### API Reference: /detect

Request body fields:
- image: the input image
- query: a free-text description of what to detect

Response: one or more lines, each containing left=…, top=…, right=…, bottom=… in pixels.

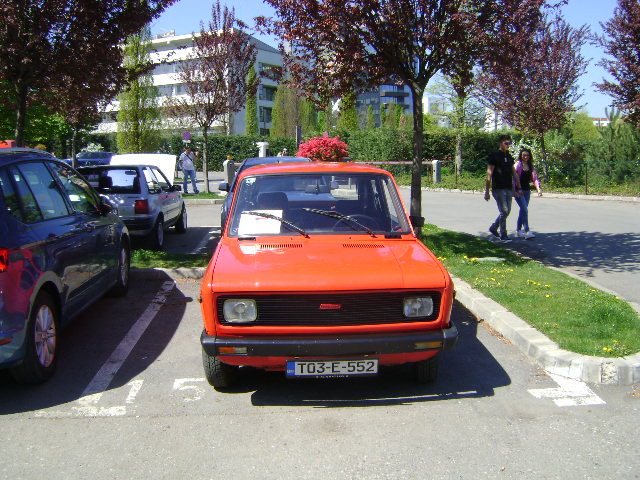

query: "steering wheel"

left=332, top=214, right=381, bottom=231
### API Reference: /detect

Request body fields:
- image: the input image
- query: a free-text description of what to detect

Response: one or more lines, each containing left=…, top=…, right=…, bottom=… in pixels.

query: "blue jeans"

left=183, top=169, right=198, bottom=193
left=491, top=189, right=513, bottom=237
left=515, top=190, right=531, bottom=232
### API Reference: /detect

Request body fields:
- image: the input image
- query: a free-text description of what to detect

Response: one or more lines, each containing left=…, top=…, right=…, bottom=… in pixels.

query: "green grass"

left=421, top=224, right=640, bottom=358
left=131, top=249, right=210, bottom=269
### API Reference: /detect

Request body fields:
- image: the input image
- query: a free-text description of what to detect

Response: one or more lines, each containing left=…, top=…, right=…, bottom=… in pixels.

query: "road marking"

left=77, top=281, right=175, bottom=407
left=173, top=377, right=206, bottom=402
left=528, top=373, right=606, bottom=407
left=194, top=228, right=217, bottom=253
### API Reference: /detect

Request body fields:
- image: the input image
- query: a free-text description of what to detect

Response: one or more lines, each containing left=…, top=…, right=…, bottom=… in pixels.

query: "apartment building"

left=95, top=32, right=283, bottom=136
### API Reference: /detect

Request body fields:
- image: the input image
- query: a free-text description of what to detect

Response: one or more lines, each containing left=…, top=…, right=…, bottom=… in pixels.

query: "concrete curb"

left=453, top=276, right=640, bottom=386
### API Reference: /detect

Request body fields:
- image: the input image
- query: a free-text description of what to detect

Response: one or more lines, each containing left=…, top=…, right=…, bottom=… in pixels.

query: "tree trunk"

left=202, top=127, right=210, bottom=193
left=540, top=133, right=549, bottom=183
left=14, top=82, right=28, bottom=147
left=408, top=83, right=425, bottom=220
left=455, top=94, right=465, bottom=176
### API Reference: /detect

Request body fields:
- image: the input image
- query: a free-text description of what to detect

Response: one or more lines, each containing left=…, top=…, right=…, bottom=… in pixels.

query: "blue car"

left=0, top=148, right=130, bottom=383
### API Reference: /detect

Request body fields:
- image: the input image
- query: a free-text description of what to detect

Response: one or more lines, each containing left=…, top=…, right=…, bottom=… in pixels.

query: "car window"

left=142, top=167, right=161, bottom=194
left=82, top=168, right=139, bottom=193
left=151, top=167, right=172, bottom=192
left=8, top=162, right=71, bottom=222
left=50, top=162, right=101, bottom=214
left=0, top=167, right=27, bottom=222
left=229, top=172, right=410, bottom=237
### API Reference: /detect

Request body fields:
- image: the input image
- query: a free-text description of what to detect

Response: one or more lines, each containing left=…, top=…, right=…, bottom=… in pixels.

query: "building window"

left=259, top=85, right=277, bottom=101
left=259, top=106, right=272, bottom=123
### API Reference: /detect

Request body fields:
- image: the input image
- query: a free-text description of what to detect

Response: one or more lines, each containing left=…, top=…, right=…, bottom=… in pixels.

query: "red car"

left=199, top=162, right=457, bottom=388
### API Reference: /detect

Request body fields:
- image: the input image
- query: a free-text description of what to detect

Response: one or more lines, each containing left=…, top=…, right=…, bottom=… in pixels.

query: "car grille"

left=216, top=291, right=441, bottom=326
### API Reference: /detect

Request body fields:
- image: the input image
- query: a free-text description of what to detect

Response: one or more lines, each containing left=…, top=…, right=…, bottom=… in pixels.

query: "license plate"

left=286, top=359, right=378, bottom=378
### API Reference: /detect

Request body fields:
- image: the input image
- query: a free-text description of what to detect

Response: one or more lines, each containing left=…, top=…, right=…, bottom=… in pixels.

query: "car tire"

left=10, top=291, right=59, bottom=384
left=174, top=205, right=187, bottom=234
left=148, top=216, right=164, bottom=250
left=107, top=240, right=130, bottom=297
left=202, top=348, right=238, bottom=389
left=414, top=355, right=438, bottom=384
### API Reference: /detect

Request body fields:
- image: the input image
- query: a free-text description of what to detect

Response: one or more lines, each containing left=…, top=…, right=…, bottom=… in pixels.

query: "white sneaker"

left=513, top=230, right=524, bottom=238
left=525, top=231, right=536, bottom=239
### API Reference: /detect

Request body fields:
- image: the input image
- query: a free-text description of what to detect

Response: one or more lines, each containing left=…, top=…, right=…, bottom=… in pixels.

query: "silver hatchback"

left=78, top=161, right=186, bottom=249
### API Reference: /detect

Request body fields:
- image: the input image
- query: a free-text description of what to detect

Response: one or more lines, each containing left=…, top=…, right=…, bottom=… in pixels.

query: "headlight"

left=403, top=296, right=433, bottom=318
left=223, top=299, right=257, bottom=323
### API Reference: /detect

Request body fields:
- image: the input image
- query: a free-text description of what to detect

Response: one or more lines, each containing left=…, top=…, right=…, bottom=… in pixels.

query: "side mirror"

left=409, top=216, right=425, bottom=228
left=218, top=182, right=229, bottom=192
left=98, top=197, right=115, bottom=215
left=173, top=184, right=182, bottom=191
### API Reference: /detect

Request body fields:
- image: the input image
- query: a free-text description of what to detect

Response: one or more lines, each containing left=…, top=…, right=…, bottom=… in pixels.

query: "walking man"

left=484, top=135, right=522, bottom=243
left=179, top=145, right=199, bottom=194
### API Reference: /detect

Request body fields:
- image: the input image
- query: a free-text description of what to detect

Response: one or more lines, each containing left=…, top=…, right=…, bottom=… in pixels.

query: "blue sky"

left=150, top=0, right=617, bottom=118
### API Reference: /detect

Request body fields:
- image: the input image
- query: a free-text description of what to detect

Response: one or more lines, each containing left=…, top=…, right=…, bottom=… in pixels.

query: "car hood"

left=210, top=237, right=449, bottom=292
left=110, top=154, right=177, bottom=185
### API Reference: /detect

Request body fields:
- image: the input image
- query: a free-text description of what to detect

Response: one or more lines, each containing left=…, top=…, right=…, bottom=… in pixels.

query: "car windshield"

left=228, top=172, right=411, bottom=237
left=80, top=167, right=140, bottom=194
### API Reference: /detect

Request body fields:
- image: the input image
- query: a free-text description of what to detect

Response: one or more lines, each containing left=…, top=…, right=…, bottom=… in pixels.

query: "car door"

left=149, top=166, right=180, bottom=225
left=7, top=161, right=97, bottom=321
left=49, top=162, right=119, bottom=303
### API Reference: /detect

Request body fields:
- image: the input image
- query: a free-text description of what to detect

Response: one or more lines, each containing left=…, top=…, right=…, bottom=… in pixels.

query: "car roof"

left=241, top=156, right=311, bottom=167
left=0, top=148, right=57, bottom=163
left=236, top=161, right=390, bottom=181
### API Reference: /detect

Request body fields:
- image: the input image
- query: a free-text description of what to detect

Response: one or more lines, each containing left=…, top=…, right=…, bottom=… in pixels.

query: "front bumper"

left=201, top=323, right=458, bottom=357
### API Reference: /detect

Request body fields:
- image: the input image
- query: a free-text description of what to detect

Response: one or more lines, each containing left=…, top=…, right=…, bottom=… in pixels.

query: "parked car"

left=0, top=148, right=130, bottom=384
left=75, top=151, right=113, bottom=167
left=199, top=161, right=458, bottom=389
left=78, top=154, right=186, bottom=250
left=218, top=156, right=311, bottom=229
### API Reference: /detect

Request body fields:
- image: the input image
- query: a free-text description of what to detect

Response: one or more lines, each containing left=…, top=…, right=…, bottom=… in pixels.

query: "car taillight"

left=0, top=247, right=8, bottom=273
left=134, top=199, right=149, bottom=214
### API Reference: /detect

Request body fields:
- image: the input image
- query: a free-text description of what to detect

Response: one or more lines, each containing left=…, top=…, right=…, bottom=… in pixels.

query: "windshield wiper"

left=244, top=211, right=309, bottom=238
left=303, top=208, right=376, bottom=237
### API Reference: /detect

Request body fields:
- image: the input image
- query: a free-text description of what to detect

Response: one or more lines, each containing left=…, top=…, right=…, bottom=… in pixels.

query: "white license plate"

left=286, top=359, right=379, bottom=377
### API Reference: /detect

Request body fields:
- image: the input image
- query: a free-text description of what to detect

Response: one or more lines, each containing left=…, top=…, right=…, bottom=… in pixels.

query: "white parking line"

left=77, top=281, right=175, bottom=406
left=194, top=227, right=217, bottom=254
left=528, top=373, right=606, bottom=407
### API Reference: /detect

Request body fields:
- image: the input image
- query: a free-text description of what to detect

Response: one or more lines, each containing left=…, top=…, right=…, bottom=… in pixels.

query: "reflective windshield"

left=228, top=172, right=411, bottom=237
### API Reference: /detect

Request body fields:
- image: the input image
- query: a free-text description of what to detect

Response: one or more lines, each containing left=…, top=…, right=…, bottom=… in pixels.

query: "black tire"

left=174, top=205, right=187, bottom=234
left=202, top=348, right=238, bottom=389
left=148, top=216, right=164, bottom=250
left=415, top=355, right=439, bottom=384
left=107, top=240, right=130, bottom=297
left=10, top=291, right=59, bottom=384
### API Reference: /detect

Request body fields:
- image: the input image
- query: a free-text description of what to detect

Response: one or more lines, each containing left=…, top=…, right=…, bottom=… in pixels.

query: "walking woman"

left=513, top=148, right=542, bottom=239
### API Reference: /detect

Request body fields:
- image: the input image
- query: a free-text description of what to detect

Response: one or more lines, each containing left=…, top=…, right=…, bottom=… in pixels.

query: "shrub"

left=296, top=135, right=349, bottom=162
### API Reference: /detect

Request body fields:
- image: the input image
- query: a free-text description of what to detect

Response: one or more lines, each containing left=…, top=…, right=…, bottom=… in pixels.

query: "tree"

left=296, top=135, right=348, bottom=161
left=165, top=0, right=258, bottom=192
left=0, top=0, right=175, bottom=147
left=259, top=0, right=547, bottom=219
left=596, top=0, right=640, bottom=128
left=366, top=105, right=376, bottom=129
left=245, top=64, right=259, bottom=135
left=337, top=92, right=359, bottom=131
left=478, top=13, right=589, bottom=181
left=117, top=25, right=161, bottom=154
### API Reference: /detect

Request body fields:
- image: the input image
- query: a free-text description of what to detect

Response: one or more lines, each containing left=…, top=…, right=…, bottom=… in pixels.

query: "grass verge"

left=131, top=249, right=210, bottom=269
left=421, top=224, right=640, bottom=358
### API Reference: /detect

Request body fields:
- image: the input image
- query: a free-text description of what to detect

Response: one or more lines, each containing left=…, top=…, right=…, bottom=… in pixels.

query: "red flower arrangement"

left=296, top=135, right=349, bottom=162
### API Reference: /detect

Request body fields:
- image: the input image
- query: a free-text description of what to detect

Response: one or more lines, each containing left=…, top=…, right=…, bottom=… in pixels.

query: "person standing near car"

left=179, top=145, right=199, bottom=194
left=484, top=135, right=522, bottom=243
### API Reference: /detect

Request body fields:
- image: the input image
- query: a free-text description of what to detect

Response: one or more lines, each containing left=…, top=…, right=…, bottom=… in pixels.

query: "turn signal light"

left=0, top=247, right=8, bottom=273
left=134, top=199, right=149, bottom=214
left=218, top=346, right=248, bottom=354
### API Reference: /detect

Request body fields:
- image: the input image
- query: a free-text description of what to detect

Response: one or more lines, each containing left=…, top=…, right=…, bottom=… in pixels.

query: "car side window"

left=0, top=167, right=25, bottom=222
left=152, top=167, right=172, bottom=192
left=142, top=167, right=161, bottom=194
left=11, top=162, right=71, bottom=222
left=50, top=162, right=100, bottom=214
